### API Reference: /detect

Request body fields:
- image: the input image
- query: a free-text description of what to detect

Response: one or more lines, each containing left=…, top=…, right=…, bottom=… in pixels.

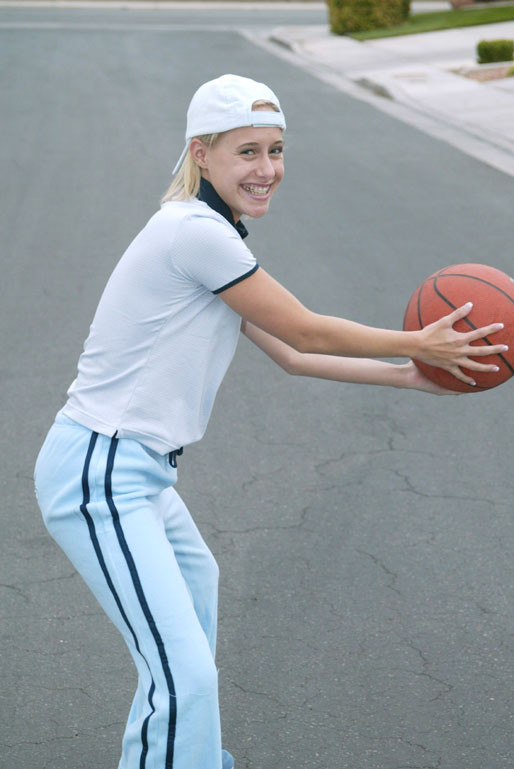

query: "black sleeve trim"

left=212, top=263, right=259, bottom=295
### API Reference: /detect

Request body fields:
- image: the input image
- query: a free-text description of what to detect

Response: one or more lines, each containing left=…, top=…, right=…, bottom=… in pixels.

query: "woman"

left=34, top=74, right=506, bottom=769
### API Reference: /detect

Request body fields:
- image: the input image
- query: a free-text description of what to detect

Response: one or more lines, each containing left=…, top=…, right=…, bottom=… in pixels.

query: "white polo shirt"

left=63, top=196, right=258, bottom=454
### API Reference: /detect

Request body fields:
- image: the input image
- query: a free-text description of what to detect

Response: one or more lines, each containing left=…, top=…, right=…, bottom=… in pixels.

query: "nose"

left=255, top=152, right=275, bottom=179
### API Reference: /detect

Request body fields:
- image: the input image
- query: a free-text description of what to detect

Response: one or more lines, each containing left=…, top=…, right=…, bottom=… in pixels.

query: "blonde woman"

left=34, top=74, right=506, bottom=769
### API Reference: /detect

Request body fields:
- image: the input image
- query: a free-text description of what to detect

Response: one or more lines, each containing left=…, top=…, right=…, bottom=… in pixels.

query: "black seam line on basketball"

left=79, top=432, right=155, bottom=769
left=105, top=437, right=177, bottom=769
left=430, top=273, right=514, bottom=306
left=416, top=283, right=423, bottom=329
left=433, top=278, right=514, bottom=377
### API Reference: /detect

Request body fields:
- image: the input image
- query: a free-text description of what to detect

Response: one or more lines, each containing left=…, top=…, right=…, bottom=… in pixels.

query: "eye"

left=270, top=147, right=284, bottom=155
left=240, top=149, right=255, bottom=156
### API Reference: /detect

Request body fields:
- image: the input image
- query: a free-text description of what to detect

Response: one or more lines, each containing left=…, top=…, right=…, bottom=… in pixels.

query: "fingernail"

left=502, top=345, right=509, bottom=351
left=498, top=323, right=505, bottom=329
left=470, top=380, right=476, bottom=386
left=466, top=302, right=473, bottom=309
left=493, top=366, right=500, bottom=372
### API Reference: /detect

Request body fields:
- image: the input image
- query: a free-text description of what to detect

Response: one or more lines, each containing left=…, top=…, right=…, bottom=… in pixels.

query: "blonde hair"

left=161, top=100, right=281, bottom=204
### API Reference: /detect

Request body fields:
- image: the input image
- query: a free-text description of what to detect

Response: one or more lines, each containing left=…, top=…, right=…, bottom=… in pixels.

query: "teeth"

left=243, top=184, right=270, bottom=195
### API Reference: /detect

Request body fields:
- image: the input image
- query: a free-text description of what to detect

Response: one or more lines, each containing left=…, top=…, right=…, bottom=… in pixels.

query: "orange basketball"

left=403, top=263, right=514, bottom=393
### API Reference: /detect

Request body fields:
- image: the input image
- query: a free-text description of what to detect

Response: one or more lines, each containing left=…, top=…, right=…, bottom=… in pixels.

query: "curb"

left=263, top=25, right=514, bottom=175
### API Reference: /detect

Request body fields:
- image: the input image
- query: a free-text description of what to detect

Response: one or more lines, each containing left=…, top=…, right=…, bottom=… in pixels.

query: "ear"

left=189, top=138, right=209, bottom=169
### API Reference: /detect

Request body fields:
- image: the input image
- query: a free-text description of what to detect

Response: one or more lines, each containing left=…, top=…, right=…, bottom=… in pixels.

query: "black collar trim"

left=197, top=177, right=249, bottom=240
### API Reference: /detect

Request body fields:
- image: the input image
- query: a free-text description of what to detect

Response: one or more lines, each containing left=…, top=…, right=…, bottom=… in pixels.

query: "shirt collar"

left=197, top=177, right=249, bottom=240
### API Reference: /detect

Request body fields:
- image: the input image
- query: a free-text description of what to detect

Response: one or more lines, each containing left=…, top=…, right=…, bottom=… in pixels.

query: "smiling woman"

left=188, top=123, right=284, bottom=222
left=33, top=73, right=508, bottom=769
left=162, top=98, right=282, bottom=206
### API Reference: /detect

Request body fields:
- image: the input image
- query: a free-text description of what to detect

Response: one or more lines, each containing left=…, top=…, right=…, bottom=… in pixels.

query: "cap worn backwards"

left=172, top=74, right=286, bottom=175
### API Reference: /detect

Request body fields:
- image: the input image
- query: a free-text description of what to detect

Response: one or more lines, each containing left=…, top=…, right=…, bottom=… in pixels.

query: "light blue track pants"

left=34, top=412, right=232, bottom=769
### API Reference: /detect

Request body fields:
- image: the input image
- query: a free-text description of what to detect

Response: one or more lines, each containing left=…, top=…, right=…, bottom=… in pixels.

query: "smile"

left=241, top=184, right=272, bottom=197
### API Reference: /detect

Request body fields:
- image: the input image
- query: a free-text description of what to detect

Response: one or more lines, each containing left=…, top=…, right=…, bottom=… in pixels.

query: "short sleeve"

left=171, top=214, right=259, bottom=294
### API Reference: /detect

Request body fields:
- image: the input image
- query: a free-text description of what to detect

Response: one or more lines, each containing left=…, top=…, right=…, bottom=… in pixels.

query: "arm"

left=222, top=268, right=506, bottom=386
left=241, top=320, right=457, bottom=395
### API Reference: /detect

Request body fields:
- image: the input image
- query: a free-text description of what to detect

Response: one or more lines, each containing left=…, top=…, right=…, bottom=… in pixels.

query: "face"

left=190, top=122, right=284, bottom=222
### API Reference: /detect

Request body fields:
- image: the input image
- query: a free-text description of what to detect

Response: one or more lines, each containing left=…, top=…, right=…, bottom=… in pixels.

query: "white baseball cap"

left=172, top=73, right=286, bottom=175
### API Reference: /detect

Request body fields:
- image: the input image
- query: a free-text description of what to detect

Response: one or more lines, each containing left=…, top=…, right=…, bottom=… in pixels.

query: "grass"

left=350, top=5, right=514, bottom=40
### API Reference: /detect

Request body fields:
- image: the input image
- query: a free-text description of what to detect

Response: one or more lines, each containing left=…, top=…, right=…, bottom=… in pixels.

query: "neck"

left=197, top=177, right=248, bottom=240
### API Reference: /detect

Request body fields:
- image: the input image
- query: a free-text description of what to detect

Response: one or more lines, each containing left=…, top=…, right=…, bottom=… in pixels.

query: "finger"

left=445, top=301, right=473, bottom=324
left=458, top=359, right=502, bottom=373
left=463, top=342, right=509, bottom=357
left=449, top=365, right=477, bottom=386
left=465, top=322, right=505, bottom=342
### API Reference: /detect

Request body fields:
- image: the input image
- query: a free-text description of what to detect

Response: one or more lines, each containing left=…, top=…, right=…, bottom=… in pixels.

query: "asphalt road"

left=1, top=7, right=514, bottom=769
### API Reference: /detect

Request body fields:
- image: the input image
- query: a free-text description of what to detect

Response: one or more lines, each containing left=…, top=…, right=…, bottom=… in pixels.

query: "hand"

left=401, top=361, right=460, bottom=395
left=416, top=302, right=508, bottom=386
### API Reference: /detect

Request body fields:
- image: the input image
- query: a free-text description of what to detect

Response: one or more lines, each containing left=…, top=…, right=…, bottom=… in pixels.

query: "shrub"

left=507, top=65, right=514, bottom=77
left=328, top=0, right=411, bottom=35
left=476, top=39, right=514, bottom=64
left=401, top=0, right=411, bottom=18
left=451, top=0, right=497, bottom=5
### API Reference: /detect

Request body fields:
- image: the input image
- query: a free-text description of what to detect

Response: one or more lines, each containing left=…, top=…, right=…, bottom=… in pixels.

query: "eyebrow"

left=237, top=140, right=284, bottom=149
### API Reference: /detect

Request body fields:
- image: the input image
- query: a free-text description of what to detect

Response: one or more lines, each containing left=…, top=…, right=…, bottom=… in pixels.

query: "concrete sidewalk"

left=270, top=18, right=514, bottom=163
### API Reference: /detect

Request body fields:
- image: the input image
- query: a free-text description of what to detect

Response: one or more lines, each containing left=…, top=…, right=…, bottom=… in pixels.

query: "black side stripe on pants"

left=105, top=436, right=177, bottom=769
left=79, top=431, right=156, bottom=769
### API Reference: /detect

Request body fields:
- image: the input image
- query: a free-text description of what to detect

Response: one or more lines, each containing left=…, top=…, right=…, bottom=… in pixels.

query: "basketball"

left=403, top=263, right=514, bottom=393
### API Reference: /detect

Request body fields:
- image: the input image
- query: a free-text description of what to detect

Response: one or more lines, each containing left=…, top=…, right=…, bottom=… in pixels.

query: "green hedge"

left=327, top=0, right=411, bottom=35
left=477, top=39, right=514, bottom=63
